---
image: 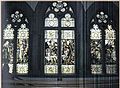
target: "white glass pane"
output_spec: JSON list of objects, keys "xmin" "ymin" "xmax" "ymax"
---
[
  {"xmin": 90, "ymin": 24, "xmax": 101, "ymax": 39},
  {"xmin": 61, "ymin": 13, "xmax": 75, "ymax": 27},
  {"xmin": 45, "ymin": 30, "xmax": 58, "ymax": 39},
  {"xmin": 16, "ymin": 64, "xmax": 28, "ymax": 74},
  {"xmin": 91, "ymin": 64, "xmax": 102, "ymax": 74},
  {"xmin": 45, "ymin": 13, "xmax": 58, "ymax": 27},
  {"xmin": 44, "ymin": 65, "xmax": 58, "ymax": 74},
  {"xmin": 62, "ymin": 65, "xmax": 75, "ymax": 74},
  {"xmin": 106, "ymin": 65, "xmax": 116, "ymax": 74},
  {"xmin": 3, "ymin": 24, "xmax": 14, "ymax": 39},
  {"xmin": 61, "ymin": 30, "xmax": 74, "ymax": 39}
]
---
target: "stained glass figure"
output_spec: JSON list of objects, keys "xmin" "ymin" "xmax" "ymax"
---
[
  {"xmin": 96, "ymin": 11, "xmax": 108, "ymax": 23},
  {"xmin": 61, "ymin": 14, "xmax": 75, "ymax": 27},
  {"xmin": 61, "ymin": 30, "xmax": 75, "ymax": 74},
  {"xmin": 90, "ymin": 40, "xmax": 102, "ymax": 64},
  {"xmin": 105, "ymin": 25, "xmax": 116, "ymax": 74},
  {"xmin": 90, "ymin": 24, "xmax": 102, "ymax": 74},
  {"xmin": 3, "ymin": 24, "xmax": 14, "ymax": 73},
  {"xmin": 45, "ymin": 13, "xmax": 58, "ymax": 27},
  {"xmin": 105, "ymin": 25, "xmax": 115, "ymax": 39},
  {"xmin": 44, "ymin": 30, "xmax": 58, "ymax": 74},
  {"xmin": 17, "ymin": 24, "xmax": 29, "ymax": 74}
]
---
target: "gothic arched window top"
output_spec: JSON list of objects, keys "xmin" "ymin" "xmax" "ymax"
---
[
  {"xmin": 45, "ymin": 1, "xmax": 75, "ymax": 28},
  {"xmin": 2, "ymin": 10, "xmax": 29, "ymax": 74},
  {"xmin": 89, "ymin": 11, "xmax": 117, "ymax": 75}
]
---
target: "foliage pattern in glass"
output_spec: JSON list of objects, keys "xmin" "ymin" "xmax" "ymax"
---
[
  {"xmin": 44, "ymin": 30, "xmax": 58, "ymax": 74},
  {"xmin": 90, "ymin": 24, "xmax": 102, "ymax": 74}
]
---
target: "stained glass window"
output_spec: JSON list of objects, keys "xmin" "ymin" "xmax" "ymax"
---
[
  {"xmin": 3, "ymin": 24, "xmax": 14, "ymax": 73},
  {"xmin": 90, "ymin": 11, "xmax": 118, "ymax": 75},
  {"xmin": 2, "ymin": 10, "xmax": 29, "ymax": 75},
  {"xmin": 44, "ymin": 30, "xmax": 58, "ymax": 74},
  {"xmin": 61, "ymin": 30, "xmax": 75, "ymax": 74},
  {"xmin": 17, "ymin": 24, "xmax": 29, "ymax": 74},
  {"xmin": 44, "ymin": 1, "xmax": 75, "ymax": 75}
]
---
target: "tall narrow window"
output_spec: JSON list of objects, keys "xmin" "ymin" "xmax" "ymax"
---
[
  {"xmin": 3, "ymin": 24, "xmax": 14, "ymax": 73},
  {"xmin": 105, "ymin": 25, "xmax": 117, "ymax": 74},
  {"xmin": 2, "ymin": 11, "xmax": 29, "ymax": 74},
  {"xmin": 44, "ymin": 1, "xmax": 75, "ymax": 75},
  {"xmin": 90, "ymin": 11, "xmax": 118, "ymax": 75},
  {"xmin": 61, "ymin": 30, "xmax": 75, "ymax": 74},
  {"xmin": 90, "ymin": 24, "xmax": 102, "ymax": 74},
  {"xmin": 17, "ymin": 24, "xmax": 29, "ymax": 74}
]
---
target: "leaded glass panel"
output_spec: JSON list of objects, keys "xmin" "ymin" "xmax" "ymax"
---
[
  {"xmin": 105, "ymin": 25, "xmax": 115, "ymax": 39},
  {"xmin": 91, "ymin": 65, "xmax": 102, "ymax": 74},
  {"xmin": 61, "ymin": 30, "xmax": 75, "ymax": 74},
  {"xmin": 90, "ymin": 24, "xmax": 102, "ymax": 74},
  {"xmin": 106, "ymin": 65, "xmax": 116, "ymax": 74},
  {"xmin": 45, "ymin": 13, "xmax": 58, "ymax": 27},
  {"xmin": 90, "ymin": 24, "xmax": 101, "ymax": 39},
  {"xmin": 44, "ymin": 30, "xmax": 58, "ymax": 74},
  {"xmin": 105, "ymin": 25, "xmax": 117, "ymax": 74},
  {"xmin": 17, "ymin": 24, "xmax": 29, "ymax": 74},
  {"xmin": 61, "ymin": 14, "xmax": 75, "ymax": 27},
  {"xmin": 105, "ymin": 40, "xmax": 116, "ymax": 63},
  {"xmin": 3, "ymin": 24, "xmax": 14, "ymax": 73}
]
